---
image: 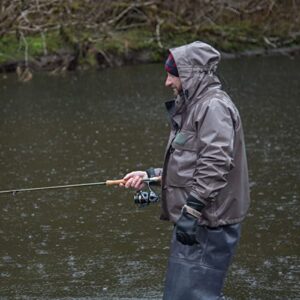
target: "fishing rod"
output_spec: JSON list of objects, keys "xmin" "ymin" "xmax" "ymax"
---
[{"xmin": 0, "ymin": 177, "xmax": 161, "ymax": 196}]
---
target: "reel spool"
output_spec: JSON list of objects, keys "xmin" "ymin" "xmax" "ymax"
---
[{"xmin": 133, "ymin": 183, "xmax": 160, "ymax": 207}]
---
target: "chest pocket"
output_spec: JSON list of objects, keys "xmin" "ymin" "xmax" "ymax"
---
[{"xmin": 171, "ymin": 130, "xmax": 199, "ymax": 152}]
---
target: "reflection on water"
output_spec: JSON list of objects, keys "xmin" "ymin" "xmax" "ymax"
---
[{"xmin": 0, "ymin": 56, "xmax": 299, "ymax": 299}]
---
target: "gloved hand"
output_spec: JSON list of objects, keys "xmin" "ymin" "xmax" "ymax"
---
[{"xmin": 175, "ymin": 195, "xmax": 205, "ymax": 245}]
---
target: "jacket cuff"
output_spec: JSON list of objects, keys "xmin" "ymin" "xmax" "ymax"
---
[
  {"xmin": 187, "ymin": 194, "xmax": 206, "ymax": 211},
  {"xmin": 153, "ymin": 168, "xmax": 163, "ymax": 176},
  {"xmin": 182, "ymin": 204, "xmax": 202, "ymax": 219},
  {"xmin": 145, "ymin": 167, "xmax": 155, "ymax": 178},
  {"xmin": 189, "ymin": 191, "xmax": 210, "ymax": 206},
  {"xmin": 146, "ymin": 167, "xmax": 162, "ymax": 177},
  {"xmin": 145, "ymin": 167, "xmax": 161, "ymax": 186}
]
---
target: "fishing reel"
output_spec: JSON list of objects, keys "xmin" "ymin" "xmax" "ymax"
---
[{"xmin": 133, "ymin": 182, "xmax": 160, "ymax": 208}]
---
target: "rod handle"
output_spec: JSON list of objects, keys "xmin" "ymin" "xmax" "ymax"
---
[
  {"xmin": 105, "ymin": 179, "xmax": 126, "ymax": 186},
  {"xmin": 105, "ymin": 176, "xmax": 162, "ymax": 186}
]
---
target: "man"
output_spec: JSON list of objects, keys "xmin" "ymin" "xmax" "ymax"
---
[{"xmin": 122, "ymin": 41, "xmax": 250, "ymax": 299}]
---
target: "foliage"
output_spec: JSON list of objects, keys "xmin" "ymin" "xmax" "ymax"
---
[{"xmin": 0, "ymin": 0, "xmax": 299, "ymax": 71}]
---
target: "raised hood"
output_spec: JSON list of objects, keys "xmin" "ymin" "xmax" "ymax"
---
[{"xmin": 169, "ymin": 41, "xmax": 221, "ymax": 101}]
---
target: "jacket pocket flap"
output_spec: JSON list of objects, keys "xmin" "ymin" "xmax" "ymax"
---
[{"xmin": 172, "ymin": 130, "xmax": 198, "ymax": 151}]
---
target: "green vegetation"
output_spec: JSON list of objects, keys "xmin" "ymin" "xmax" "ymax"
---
[
  {"xmin": 0, "ymin": 32, "xmax": 66, "ymax": 64},
  {"xmin": 0, "ymin": 0, "xmax": 299, "ymax": 72}
]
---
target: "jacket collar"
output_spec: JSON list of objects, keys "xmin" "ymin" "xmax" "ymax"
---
[{"xmin": 165, "ymin": 100, "xmax": 182, "ymax": 130}]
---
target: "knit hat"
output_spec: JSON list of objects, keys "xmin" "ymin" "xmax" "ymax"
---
[{"xmin": 165, "ymin": 53, "xmax": 179, "ymax": 77}]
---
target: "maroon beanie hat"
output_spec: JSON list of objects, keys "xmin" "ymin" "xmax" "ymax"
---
[{"xmin": 165, "ymin": 52, "xmax": 179, "ymax": 77}]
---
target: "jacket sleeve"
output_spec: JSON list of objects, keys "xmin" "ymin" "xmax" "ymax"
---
[
  {"xmin": 154, "ymin": 168, "xmax": 163, "ymax": 176},
  {"xmin": 145, "ymin": 167, "xmax": 163, "ymax": 186},
  {"xmin": 146, "ymin": 167, "xmax": 163, "ymax": 177},
  {"xmin": 190, "ymin": 99, "xmax": 235, "ymax": 206}
]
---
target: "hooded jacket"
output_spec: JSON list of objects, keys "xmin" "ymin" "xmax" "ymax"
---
[{"xmin": 154, "ymin": 41, "xmax": 250, "ymax": 227}]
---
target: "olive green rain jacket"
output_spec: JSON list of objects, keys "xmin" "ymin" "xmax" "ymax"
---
[{"xmin": 154, "ymin": 41, "xmax": 250, "ymax": 227}]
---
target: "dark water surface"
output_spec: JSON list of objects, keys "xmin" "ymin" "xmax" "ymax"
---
[{"xmin": 0, "ymin": 56, "xmax": 299, "ymax": 299}]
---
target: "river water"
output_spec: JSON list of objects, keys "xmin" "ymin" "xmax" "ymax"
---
[{"xmin": 0, "ymin": 56, "xmax": 299, "ymax": 299}]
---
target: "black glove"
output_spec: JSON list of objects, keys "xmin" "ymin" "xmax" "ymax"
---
[{"xmin": 175, "ymin": 195, "xmax": 205, "ymax": 246}]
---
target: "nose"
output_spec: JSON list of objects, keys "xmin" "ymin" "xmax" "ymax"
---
[{"xmin": 165, "ymin": 74, "xmax": 172, "ymax": 87}]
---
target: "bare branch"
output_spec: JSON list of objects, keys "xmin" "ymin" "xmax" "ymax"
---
[
  {"xmin": 155, "ymin": 17, "xmax": 163, "ymax": 49},
  {"xmin": 19, "ymin": 31, "xmax": 29, "ymax": 67}
]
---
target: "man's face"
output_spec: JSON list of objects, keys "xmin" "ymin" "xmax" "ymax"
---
[{"xmin": 165, "ymin": 73, "xmax": 182, "ymax": 96}]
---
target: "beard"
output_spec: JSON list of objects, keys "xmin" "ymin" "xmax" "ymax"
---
[
  {"xmin": 172, "ymin": 88, "xmax": 179, "ymax": 96},
  {"xmin": 172, "ymin": 86, "xmax": 183, "ymax": 96}
]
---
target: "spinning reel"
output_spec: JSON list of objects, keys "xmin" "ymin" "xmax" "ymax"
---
[{"xmin": 133, "ymin": 182, "xmax": 160, "ymax": 207}]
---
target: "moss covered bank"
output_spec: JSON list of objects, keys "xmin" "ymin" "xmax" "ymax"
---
[{"xmin": 1, "ymin": 0, "xmax": 299, "ymax": 76}]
